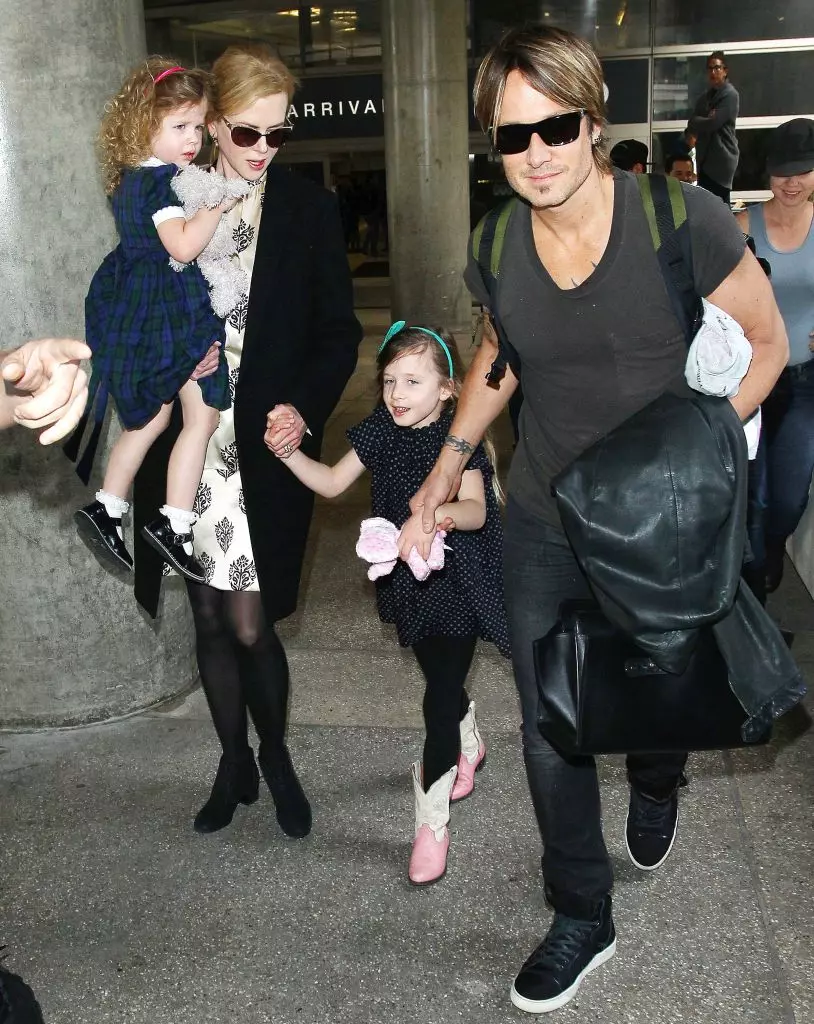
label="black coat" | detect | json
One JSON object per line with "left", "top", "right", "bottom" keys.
{"left": 553, "top": 392, "right": 805, "bottom": 738}
{"left": 134, "top": 165, "right": 362, "bottom": 622}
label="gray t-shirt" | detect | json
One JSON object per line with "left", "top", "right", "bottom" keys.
{"left": 465, "top": 169, "right": 746, "bottom": 529}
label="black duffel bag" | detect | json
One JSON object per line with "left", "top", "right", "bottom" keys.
{"left": 534, "top": 600, "right": 771, "bottom": 756}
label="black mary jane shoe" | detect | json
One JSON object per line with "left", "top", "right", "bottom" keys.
{"left": 74, "top": 500, "right": 133, "bottom": 572}
{"left": 194, "top": 754, "right": 260, "bottom": 834}
{"left": 141, "top": 514, "right": 206, "bottom": 583}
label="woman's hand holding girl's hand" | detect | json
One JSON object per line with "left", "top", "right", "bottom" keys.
{"left": 190, "top": 341, "right": 221, "bottom": 381}
{"left": 397, "top": 511, "right": 437, "bottom": 563}
{"left": 265, "top": 403, "right": 307, "bottom": 457}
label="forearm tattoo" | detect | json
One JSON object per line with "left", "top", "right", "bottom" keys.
{"left": 444, "top": 434, "right": 476, "bottom": 456}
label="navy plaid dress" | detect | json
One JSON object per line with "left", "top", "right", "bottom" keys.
{"left": 84, "top": 163, "right": 230, "bottom": 430}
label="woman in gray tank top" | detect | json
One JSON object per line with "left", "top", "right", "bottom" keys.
{"left": 736, "top": 118, "right": 814, "bottom": 594}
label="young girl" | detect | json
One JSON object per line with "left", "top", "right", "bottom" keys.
{"left": 270, "top": 321, "right": 510, "bottom": 885}
{"left": 70, "top": 57, "right": 234, "bottom": 582}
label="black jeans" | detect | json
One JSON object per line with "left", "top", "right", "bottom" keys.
{"left": 698, "top": 171, "right": 731, "bottom": 206}
{"left": 503, "top": 499, "right": 688, "bottom": 920}
{"left": 412, "top": 634, "right": 476, "bottom": 789}
{"left": 751, "top": 362, "right": 814, "bottom": 553}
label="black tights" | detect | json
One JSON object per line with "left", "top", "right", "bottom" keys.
{"left": 412, "top": 634, "right": 477, "bottom": 789}
{"left": 185, "top": 582, "right": 290, "bottom": 761}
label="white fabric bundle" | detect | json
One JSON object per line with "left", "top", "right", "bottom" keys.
{"left": 685, "top": 298, "right": 761, "bottom": 459}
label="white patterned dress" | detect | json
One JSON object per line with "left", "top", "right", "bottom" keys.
{"left": 191, "top": 179, "right": 264, "bottom": 591}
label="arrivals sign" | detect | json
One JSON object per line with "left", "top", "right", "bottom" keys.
{"left": 287, "top": 74, "right": 386, "bottom": 139}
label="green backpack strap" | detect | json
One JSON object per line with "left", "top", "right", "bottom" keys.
{"left": 636, "top": 173, "right": 702, "bottom": 346}
{"left": 471, "top": 197, "right": 517, "bottom": 290}
{"left": 470, "top": 198, "right": 521, "bottom": 384}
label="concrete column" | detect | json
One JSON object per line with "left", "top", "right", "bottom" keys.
{"left": 0, "top": 0, "right": 198, "bottom": 727}
{"left": 382, "top": 0, "right": 471, "bottom": 331}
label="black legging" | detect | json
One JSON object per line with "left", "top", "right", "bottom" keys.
{"left": 697, "top": 171, "right": 731, "bottom": 206}
{"left": 412, "top": 634, "right": 477, "bottom": 789}
{"left": 185, "top": 582, "right": 290, "bottom": 761}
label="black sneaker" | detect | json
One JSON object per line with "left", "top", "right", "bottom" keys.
{"left": 625, "top": 786, "right": 679, "bottom": 871}
{"left": 0, "top": 960, "right": 45, "bottom": 1023}
{"left": 510, "top": 897, "right": 616, "bottom": 1014}
{"left": 142, "top": 514, "right": 206, "bottom": 583}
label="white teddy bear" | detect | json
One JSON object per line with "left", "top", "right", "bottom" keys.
{"left": 169, "top": 164, "right": 251, "bottom": 318}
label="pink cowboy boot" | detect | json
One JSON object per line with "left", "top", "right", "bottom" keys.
{"left": 451, "top": 700, "right": 486, "bottom": 802}
{"left": 408, "top": 761, "right": 457, "bottom": 885}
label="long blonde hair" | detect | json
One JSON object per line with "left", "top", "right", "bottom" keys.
{"left": 98, "top": 56, "right": 212, "bottom": 194}
{"left": 376, "top": 325, "right": 505, "bottom": 504}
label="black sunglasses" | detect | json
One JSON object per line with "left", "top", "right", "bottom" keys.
{"left": 490, "top": 110, "right": 585, "bottom": 156}
{"left": 223, "top": 116, "right": 293, "bottom": 149}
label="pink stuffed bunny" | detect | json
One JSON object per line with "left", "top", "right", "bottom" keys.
{"left": 356, "top": 517, "right": 447, "bottom": 582}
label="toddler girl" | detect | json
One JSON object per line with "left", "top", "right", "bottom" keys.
{"left": 70, "top": 58, "right": 234, "bottom": 581}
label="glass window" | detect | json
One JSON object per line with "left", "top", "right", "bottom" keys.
{"left": 653, "top": 127, "right": 775, "bottom": 190}
{"left": 144, "top": 3, "right": 382, "bottom": 70}
{"left": 472, "top": 0, "right": 651, "bottom": 55}
{"left": 654, "top": 52, "right": 814, "bottom": 122}
{"left": 655, "top": 0, "right": 814, "bottom": 47}
{"left": 603, "top": 59, "right": 649, "bottom": 125}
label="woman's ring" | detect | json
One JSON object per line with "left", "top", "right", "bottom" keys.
{"left": 283, "top": 443, "right": 292, "bottom": 454}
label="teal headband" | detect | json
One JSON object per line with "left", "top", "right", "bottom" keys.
{"left": 377, "top": 320, "right": 454, "bottom": 379}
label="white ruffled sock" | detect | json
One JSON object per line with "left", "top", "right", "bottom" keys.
{"left": 159, "top": 505, "right": 198, "bottom": 555}
{"left": 96, "top": 490, "right": 129, "bottom": 539}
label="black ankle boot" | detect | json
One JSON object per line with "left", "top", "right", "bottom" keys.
{"left": 194, "top": 754, "right": 260, "bottom": 834}
{"left": 258, "top": 743, "right": 312, "bottom": 838}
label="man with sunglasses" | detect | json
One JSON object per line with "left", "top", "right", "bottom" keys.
{"left": 408, "top": 24, "right": 787, "bottom": 1016}
{"left": 685, "top": 51, "right": 739, "bottom": 204}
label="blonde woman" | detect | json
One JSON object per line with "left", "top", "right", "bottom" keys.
{"left": 137, "top": 44, "right": 362, "bottom": 837}
{"left": 736, "top": 119, "right": 814, "bottom": 594}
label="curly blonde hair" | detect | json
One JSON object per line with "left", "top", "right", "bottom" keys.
{"left": 99, "top": 56, "right": 213, "bottom": 194}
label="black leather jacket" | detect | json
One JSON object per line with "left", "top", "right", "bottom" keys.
{"left": 553, "top": 392, "right": 805, "bottom": 740}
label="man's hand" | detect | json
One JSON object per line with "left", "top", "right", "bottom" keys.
{"left": 405, "top": 454, "right": 465, "bottom": 559}
{"left": 265, "top": 403, "right": 307, "bottom": 457}
{"left": 190, "top": 341, "right": 221, "bottom": 381}
{"left": 2, "top": 338, "right": 91, "bottom": 444}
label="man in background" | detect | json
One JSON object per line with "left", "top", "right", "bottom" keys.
{"left": 666, "top": 152, "right": 697, "bottom": 184}
{"left": 685, "top": 51, "right": 739, "bottom": 204}
{"left": 610, "top": 138, "right": 648, "bottom": 174}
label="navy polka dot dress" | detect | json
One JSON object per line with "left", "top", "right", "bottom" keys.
{"left": 347, "top": 405, "right": 510, "bottom": 656}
